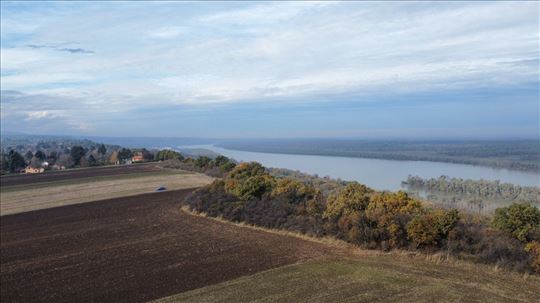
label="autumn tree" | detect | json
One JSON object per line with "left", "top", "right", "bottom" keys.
{"left": 323, "top": 182, "right": 372, "bottom": 220}
{"left": 525, "top": 241, "right": 540, "bottom": 273}
{"left": 109, "top": 150, "right": 119, "bottom": 164}
{"left": 493, "top": 203, "right": 540, "bottom": 242}
{"left": 366, "top": 191, "right": 423, "bottom": 247}
{"left": 225, "top": 162, "right": 274, "bottom": 200}
{"left": 407, "top": 209, "right": 459, "bottom": 248}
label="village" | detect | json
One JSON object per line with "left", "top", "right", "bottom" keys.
{"left": 2, "top": 141, "right": 153, "bottom": 175}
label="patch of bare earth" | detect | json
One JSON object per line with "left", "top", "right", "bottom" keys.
{"left": 0, "top": 189, "right": 339, "bottom": 303}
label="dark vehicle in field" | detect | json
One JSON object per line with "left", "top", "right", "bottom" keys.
{"left": 155, "top": 186, "right": 167, "bottom": 192}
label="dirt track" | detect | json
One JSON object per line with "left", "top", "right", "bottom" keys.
{"left": 0, "top": 189, "right": 336, "bottom": 303}
{"left": 0, "top": 162, "right": 160, "bottom": 187}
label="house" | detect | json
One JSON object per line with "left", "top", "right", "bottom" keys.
{"left": 25, "top": 167, "right": 45, "bottom": 174}
{"left": 51, "top": 164, "right": 66, "bottom": 170}
{"left": 132, "top": 153, "right": 144, "bottom": 163}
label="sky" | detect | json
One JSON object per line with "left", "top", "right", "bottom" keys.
{"left": 1, "top": 1, "right": 539, "bottom": 139}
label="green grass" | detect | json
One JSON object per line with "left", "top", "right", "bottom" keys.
{"left": 154, "top": 257, "right": 540, "bottom": 303}
{"left": 0, "top": 169, "right": 190, "bottom": 193}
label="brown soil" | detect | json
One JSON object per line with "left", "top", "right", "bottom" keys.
{"left": 0, "top": 189, "right": 337, "bottom": 303}
{"left": 0, "top": 163, "right": 160, "bottom": 187}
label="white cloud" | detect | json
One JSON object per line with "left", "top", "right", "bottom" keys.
{"left": 24, "top": 110, "right": 63, "bottom": 121}
{"left": 199, "top": 2, "right": 335, "bottom": 24}
{"left": 148, "top": 26, "right": 188, "bottom": 39}
{"left": 0, "top": 1, "right": 538, "bottom": 111}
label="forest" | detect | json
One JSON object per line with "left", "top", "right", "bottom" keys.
{"left": 218, "top": 139, "right": 540, "bottom": 171}
{"left": 402, "top": 175, "right": 540, "bottom": 214}
{"left": 185, "top": 161, "right": 540, "bottom": 274}
{"left": 403, "top": 175, "right": 540, "bottom": 204}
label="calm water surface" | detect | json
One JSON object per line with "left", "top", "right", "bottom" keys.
{"left": 183, "top": 145, "right": 540, "bottom": 191}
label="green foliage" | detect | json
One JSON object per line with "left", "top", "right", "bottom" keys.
{"left": 70, "top": 145, "right": 86, "bottom": 166}
{"left": 87, "top": 154, "right": 97, "bottom": 166}
{"left": 272, "top": 178, "right": 325, "bottom": 216}
{"left": 220, "top": 139, "right": 540, "bottom": 171}
{"left": 34, "top": 150, "right": 46, "bottom": 161}
{"left": 365, "top": 191, "right": 423, "bottom": 247}
{"left": 366, "top": 191, "right": 423, "bottom": 227}
{"left": 98, "top": 144, "right": 107, "bottom": 155}
{"left": 213, "top": 155, "right": 236, "bottom": 172}
{"left": 4, "top": 150, "right": 26, "bottom": 173}
{"left": 407, "top": 215, "right": 440, "bottom": 247}
{"left": 140, "top": 148, "right": 154, "bottom": 160}
{"left": 492, "top": 203, "right": 540, "bottom": 242}
{"left": 323, "top": 182, "right": 372, "bottom": 220}
{"left": 117, "top": 148, "right": 133, "bottom": 161}
{"left": 407, "top": 209, "right": 460, "bottom": 248}
{"left": 525, "top": 241, "right": 540, "bottom": 273}
{"left": 195, "top": 156, "right": 211, "bottom": 168}
{"left": 24, "top": 150, "right": 34, "bottom": 161}
{"left": 237, "top": 175, "right": 275, "bottom": 200}
{"left": 184, "top": 161, "right": 539, "bottom": 273}
{"left": 155, "top": 149, "right": 183, "bottom": 161}
{"left": 228, "top": 162, "right": 266, "bottom": 181}
{"left": 403, "top": 175, "right": 540, "bottom": 205}
{"left": 434, "top": 209, "right": 460, "bottom": 236}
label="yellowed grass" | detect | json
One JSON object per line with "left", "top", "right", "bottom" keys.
{"left": 1, "top": 173, "right": 213, "bottom": 215}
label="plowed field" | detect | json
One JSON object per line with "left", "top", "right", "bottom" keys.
{"left": 0, "top": 189, "right": 336, "bottom": 303}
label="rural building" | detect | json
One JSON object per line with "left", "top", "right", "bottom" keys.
{"left": 132, "top": 153, "right": 144, "bottom": 162}
{"left": 51, "top": 164, "right": 66, "bottom": 170}
{"left": 25, "top": 167, "right": 45, "bottom": 174}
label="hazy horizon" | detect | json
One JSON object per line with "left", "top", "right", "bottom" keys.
{"left": 1, "top": 1, "right": 539, "bottom": 139}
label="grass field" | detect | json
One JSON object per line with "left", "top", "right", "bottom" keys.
{"left": 0, "top": 169, "right": 212, "bottom": 215}
{"left": 156, "top": 257, "right": 540, "bottom": 303}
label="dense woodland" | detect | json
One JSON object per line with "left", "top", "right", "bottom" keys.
{"left": 185, "top": 161, "right": 540, "bottom": 273}
{"left": 219, "top": 139, "right": 540, "bottom": 171}
{"left": 403, "top": 175, "right": 540, "bottom": 205}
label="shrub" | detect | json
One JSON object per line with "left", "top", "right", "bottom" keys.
{"left": 492, "top": 203, "right": 540, "bottom": 242}
{"left": 407, "top": 209, "right": 459, "bottom": 248}
{"left": 323, "top": 182, "right": 372, "bottom": 220}
{"left": 366, "top": 191, "right": 423, "bottom": 248}
{"left": 525, "top": 241, "right": 540, "bottom": 273}
{"left": 407, "top": 214, "right": 439, "bottom": 248}
{"left": 476, "top": 230, "right": 530, "bottom": 272}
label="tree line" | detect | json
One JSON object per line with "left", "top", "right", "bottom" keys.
{"left": 1, "top": 142, "right": 182, "bottom": 174}
{"left": 185, "top": 162, "right": 540, "bottom": 273}
{"left": 402, "top": 175, "right": 540, "bottom": 205}
{"left": 219, "top": 139, "right": 540, "bottom": 172}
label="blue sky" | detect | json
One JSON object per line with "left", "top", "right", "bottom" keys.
{"left": 1, "top": 1, "right": 539, "bottom": 139}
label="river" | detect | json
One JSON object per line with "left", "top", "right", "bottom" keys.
{"left": 179, "top": 145, "right": 540, "bottom": 191}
